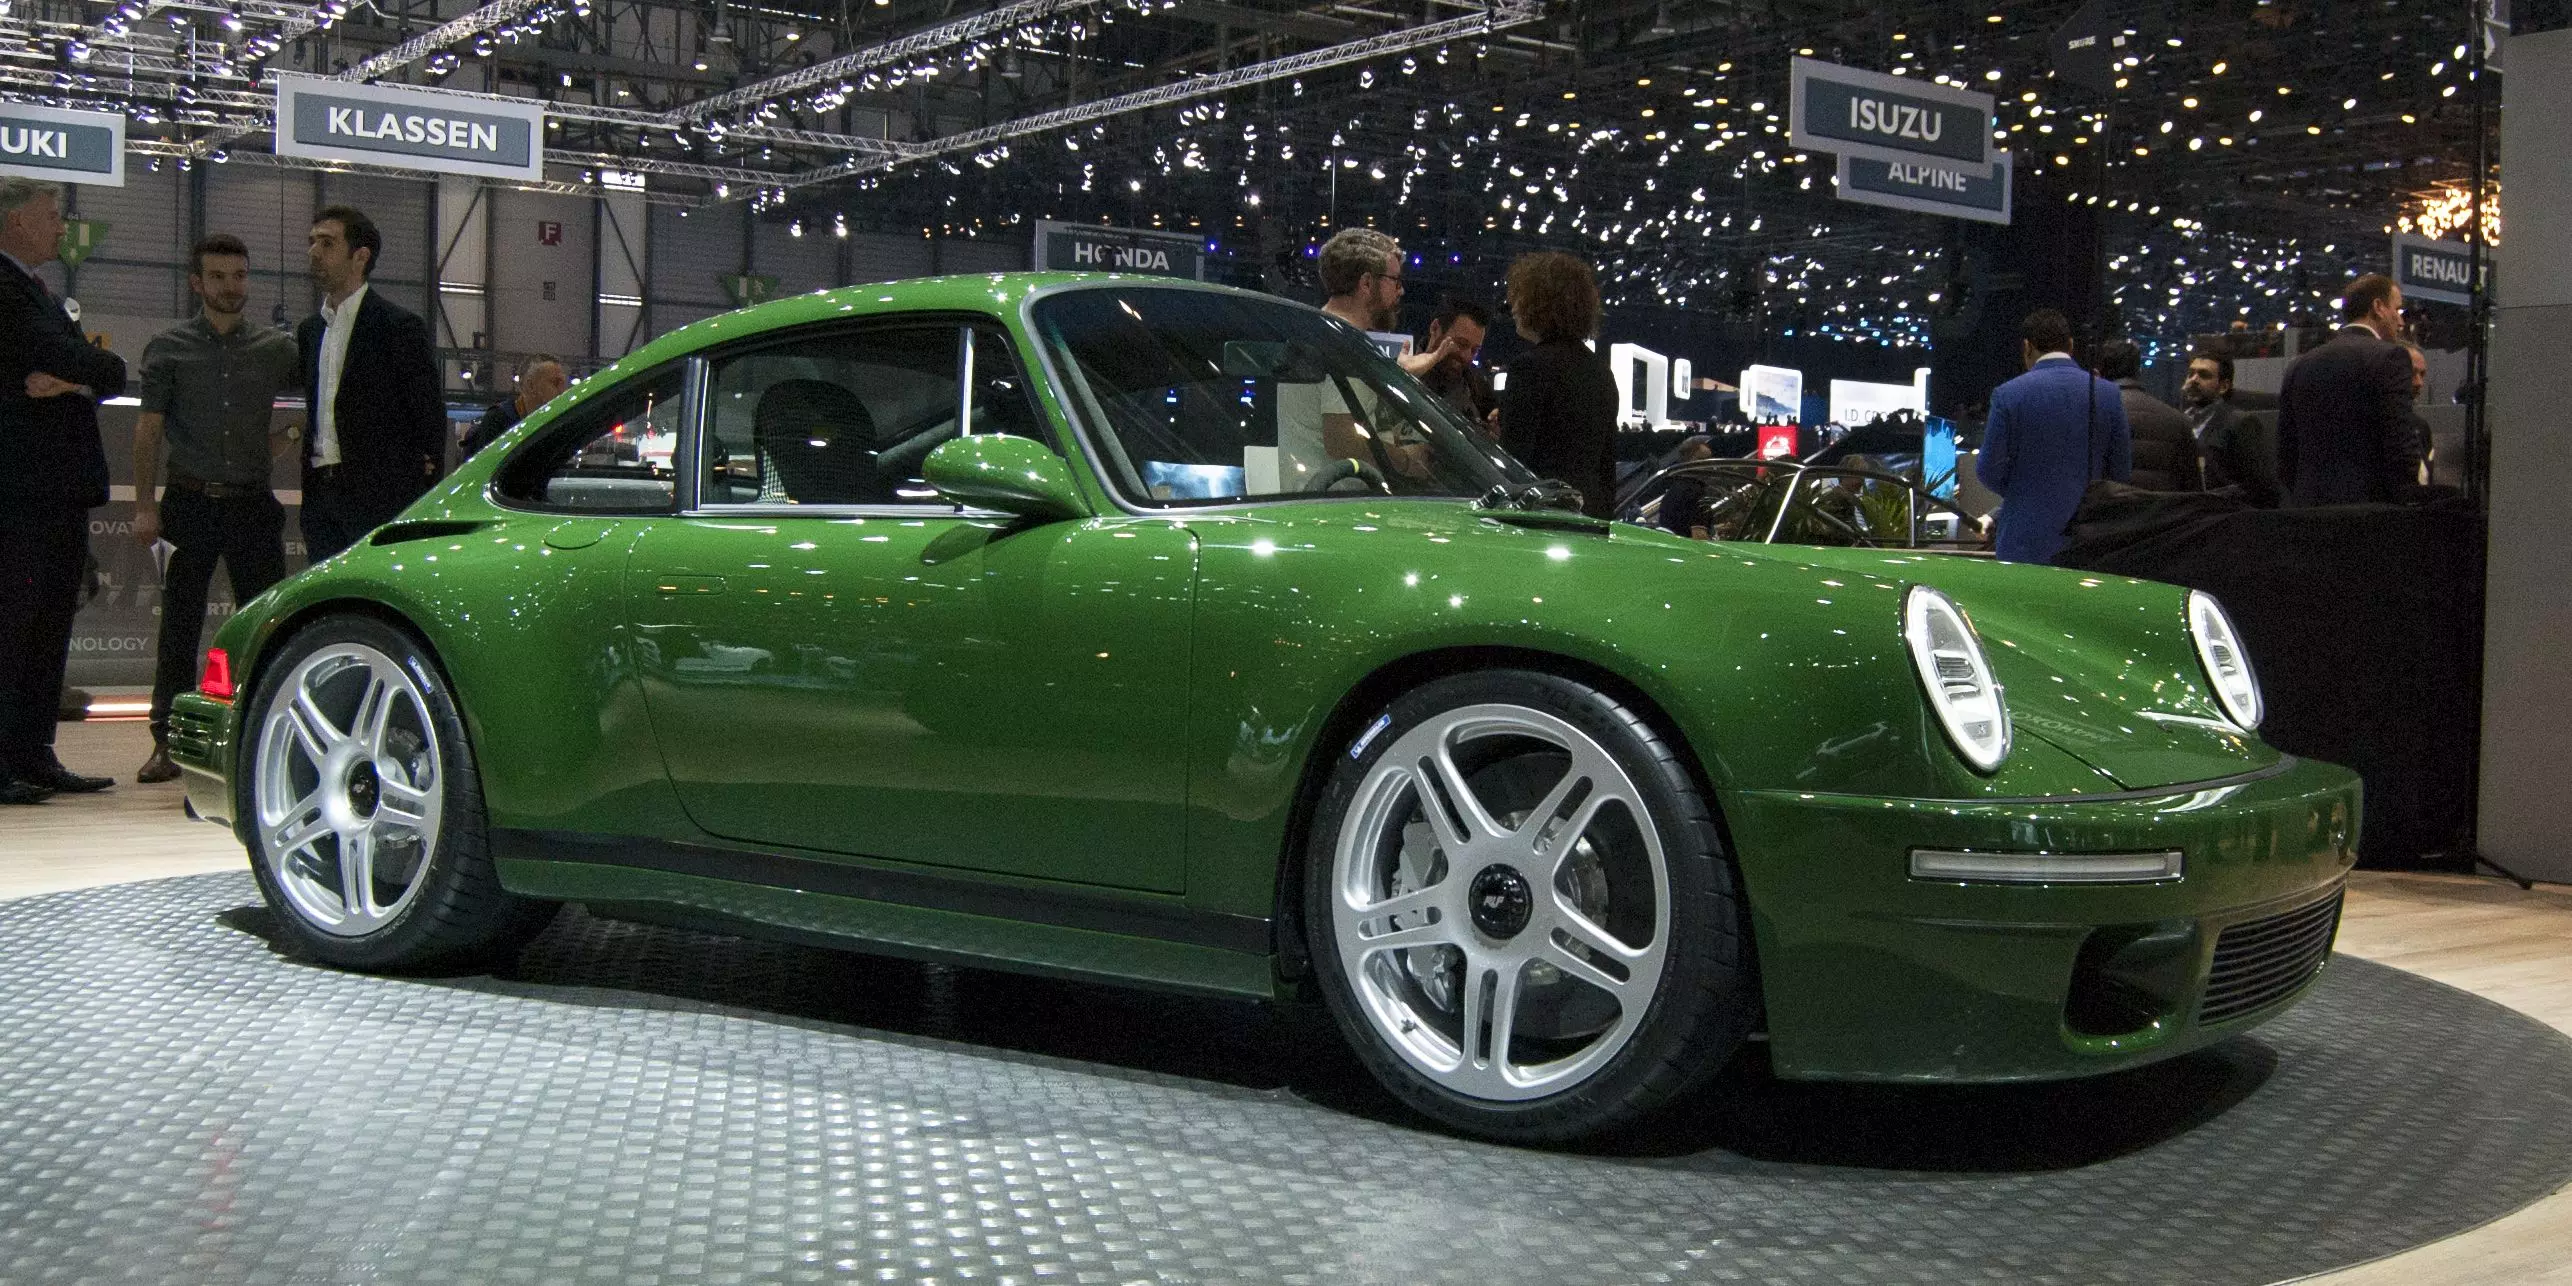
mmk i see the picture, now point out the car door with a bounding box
[627,319,1198,893]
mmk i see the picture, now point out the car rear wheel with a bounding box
[1305,670,1752,1143]
[239,614,555,971]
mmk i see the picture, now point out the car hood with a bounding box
[1709,545,2277,791]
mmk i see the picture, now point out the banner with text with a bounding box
[1789,57,1995,177]
[1032,220,1206,279]
[0,102,124,186]
[1836,152,2013,225]
[274,73,546,181]
[2391,232,2484,307]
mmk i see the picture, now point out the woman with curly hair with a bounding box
[1497,251,1618,518]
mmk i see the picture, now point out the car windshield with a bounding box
[1032,285,1533,506]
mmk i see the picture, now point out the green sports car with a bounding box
[169,274,2358,1144]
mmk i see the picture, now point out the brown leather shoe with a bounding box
[138,744,181,784]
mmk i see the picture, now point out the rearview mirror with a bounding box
[1219,340,1331,383]
[922,434,1088,522]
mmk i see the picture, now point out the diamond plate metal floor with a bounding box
[2,873,2568,1285]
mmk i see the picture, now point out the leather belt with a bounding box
[165,474,268,500]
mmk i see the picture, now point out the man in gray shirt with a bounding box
[133,234,300,783]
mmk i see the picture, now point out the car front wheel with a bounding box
[239,614,555,970]
[1305,670,1753,1143]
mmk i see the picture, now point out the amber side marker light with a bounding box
[200,648,235,702]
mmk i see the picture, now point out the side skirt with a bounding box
[492,830,1279,1002]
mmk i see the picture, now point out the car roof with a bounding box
[590,272,1285,387]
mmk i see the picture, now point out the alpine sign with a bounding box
[1836,152,2013,225]
[1032,220,1206,280]
[1789,57,1996,177]
[2391,233,2483,307]
[274,73,546,181]
[0,102,124,187]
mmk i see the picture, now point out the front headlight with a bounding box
[1903,585,2011,772]
[2187,589,2263,730]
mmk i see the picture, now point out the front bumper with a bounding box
[1727,755,2360,1082]
[168,691,238,829]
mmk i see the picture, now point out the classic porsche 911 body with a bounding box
[168,274,2357,1141]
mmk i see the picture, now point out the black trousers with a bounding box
[299,467,411,565]
[0,501,92,776]
[150,487,286,740]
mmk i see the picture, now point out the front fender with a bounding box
[1173,511,2120,921]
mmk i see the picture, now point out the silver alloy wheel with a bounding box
[1331,703,1671,1101]
[252,642,444,937]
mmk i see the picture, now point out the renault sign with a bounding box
[0,103,124,187]
[274,73,545,181]
[1789,57,1995,177]
[1836,152,2013,226]
[2391,232,2482,307]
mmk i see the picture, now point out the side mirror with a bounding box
[923,434,1088,522]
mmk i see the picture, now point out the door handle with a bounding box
[649,574,727,596]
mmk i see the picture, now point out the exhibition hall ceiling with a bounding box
[0,0,2496,345]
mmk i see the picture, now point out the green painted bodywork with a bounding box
[172,273,2359,1083]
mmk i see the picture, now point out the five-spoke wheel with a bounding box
[241,615,555,970]
[255,641,444,936]
[1306,671,1750,1142]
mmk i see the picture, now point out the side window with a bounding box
[700,323,1057,508]
[492,367,685,513]
[964,325,1050,445]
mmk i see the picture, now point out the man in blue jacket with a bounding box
[1976,309,2132,564]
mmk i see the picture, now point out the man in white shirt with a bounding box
[295,205,447,562]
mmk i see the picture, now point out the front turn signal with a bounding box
[200,647,235,702]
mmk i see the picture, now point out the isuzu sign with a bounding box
[1789,57,1996,177]
[1032,219,1206,280]
[274,73,545,181]
[2391,232,2483,307]
[1836,152,2013,226]
[0,103,124,187]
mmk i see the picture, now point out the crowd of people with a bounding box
[1976,273,2441,564]
[1,179,448,800]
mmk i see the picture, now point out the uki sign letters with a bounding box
[0,103,124,186]
[274,73,546,181]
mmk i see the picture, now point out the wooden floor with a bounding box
[3,717,2566,1284]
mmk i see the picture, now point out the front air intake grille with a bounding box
[2199,889,2343,1026]
[168,704,220,764]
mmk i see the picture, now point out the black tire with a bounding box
[237,613,556,971]
[1302,669,1752,1143]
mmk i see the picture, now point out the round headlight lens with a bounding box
[2187,589,2263,730]
[1904,585,2011,773]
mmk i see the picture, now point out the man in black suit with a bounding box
[2277,274,2423,507]
[297,205,446,562]
[0,178,127,803]
[2182,349,2280,506]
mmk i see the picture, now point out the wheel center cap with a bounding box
[1468,865,1534,939]
[346,761,381,818]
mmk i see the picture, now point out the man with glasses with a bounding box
[1315,227,1463,379]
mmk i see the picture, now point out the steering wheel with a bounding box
[1303,457,1390,494]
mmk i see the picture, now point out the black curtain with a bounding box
[2058,487,2481,868]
